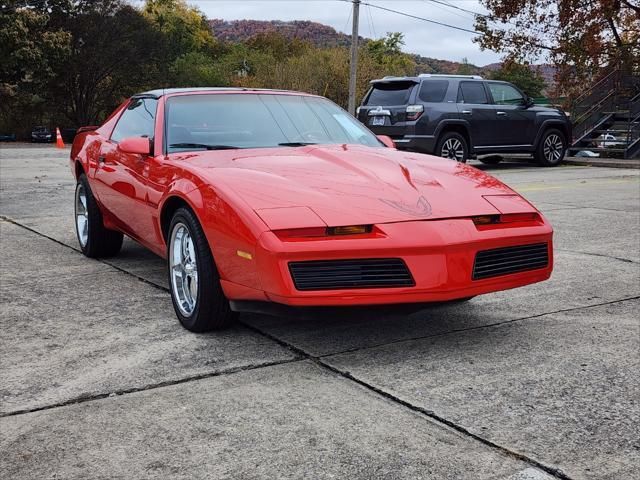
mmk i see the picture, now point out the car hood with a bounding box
[183,145,528,229]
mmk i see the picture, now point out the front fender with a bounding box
[533,119,571,147]
[158,182,268,291]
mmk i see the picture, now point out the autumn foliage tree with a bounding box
[489,60,546,97]
[475,0,639,96]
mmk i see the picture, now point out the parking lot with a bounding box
[1,144,638,479]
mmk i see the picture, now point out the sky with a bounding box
[147,0,503,66]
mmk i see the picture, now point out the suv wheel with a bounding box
[436,132,468,163]
[535,129,566,167]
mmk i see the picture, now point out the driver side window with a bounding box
[111,98,158,143]
[488,83,525,106]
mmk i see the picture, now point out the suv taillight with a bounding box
[406,104,423,121]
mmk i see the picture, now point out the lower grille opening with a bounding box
[289,258,414,291]
[473,243,549,280]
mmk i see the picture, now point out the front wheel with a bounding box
[535,129,566,167]
[168,207,236,332]
[75,174,123,258]
[436,132,468,163]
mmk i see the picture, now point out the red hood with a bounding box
[183,145,525,228]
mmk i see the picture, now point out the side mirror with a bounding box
[118,136,151,156]
[377,135,396,149]
[524,96,535,108]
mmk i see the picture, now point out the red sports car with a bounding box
[71,88,553,332]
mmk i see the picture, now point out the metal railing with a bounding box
[570,66,640,157]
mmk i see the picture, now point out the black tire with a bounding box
[75,174,123,258]
[436,132,468,163]
[535,129,566,167]
[167,207,236,332]
[479,155,502,165]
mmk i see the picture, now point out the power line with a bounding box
[339,0,479,35]
[419,0,479,22]
[422,0,489,19]
[367,3,377,38]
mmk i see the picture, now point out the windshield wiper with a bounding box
[278,142,318,147]
[169,143,242,150]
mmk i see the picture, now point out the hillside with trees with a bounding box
[1,0,553,138]
[208,19,356,47]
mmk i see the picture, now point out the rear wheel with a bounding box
[535,129,566,167]
[436,132,468,163]
[75,174,123,258]
[168,207,236,332]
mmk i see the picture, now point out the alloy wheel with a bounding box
[75,183,89,247]
[170,223,199,317]
[441,138,464,161]
[543,134,564,164]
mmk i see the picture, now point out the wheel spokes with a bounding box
[170,223,199,317]
[75,184,89,247]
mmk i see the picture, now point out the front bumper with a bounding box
[221,218,553,307]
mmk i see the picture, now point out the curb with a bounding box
[564,158,640,169]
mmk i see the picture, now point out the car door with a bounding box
[93,97,158,243]
[456,81,498,147]
[486,82,537,146]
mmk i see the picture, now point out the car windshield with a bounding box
[165,93,382,153]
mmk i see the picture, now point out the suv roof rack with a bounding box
[418,74,484,80]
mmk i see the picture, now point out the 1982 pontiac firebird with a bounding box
[71,88,553,332]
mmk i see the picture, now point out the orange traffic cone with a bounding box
[55,127,65,148]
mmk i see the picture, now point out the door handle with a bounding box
[496,111,507,116]
[461,110,472,115]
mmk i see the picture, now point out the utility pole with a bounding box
[348,0,360,115]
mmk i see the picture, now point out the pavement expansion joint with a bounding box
[316,295,640,359]
[237,319,576,480]
[2,214,631,479]
[555,248,639,264]
[0,357,304,419]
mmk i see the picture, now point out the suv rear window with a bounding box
[418,80,449,103]
[365,82,415,106]
[457,82,489,104]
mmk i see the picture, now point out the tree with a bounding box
[366,32,415,73]
[0,3,71,133]
[170,51,227,87]
[143,0,216,56]
[475,0,640,96]
[489,60,547,97]
[235,33,416,109]
[48,1,165,125]
[456,57,474,75]
[143,0,222,87]
[245,31,309,61]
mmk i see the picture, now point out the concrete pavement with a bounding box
[1,145,638,479]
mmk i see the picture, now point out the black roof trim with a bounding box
[131,93,161,100]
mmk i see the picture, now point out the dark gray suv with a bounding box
[358,74,572,166]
